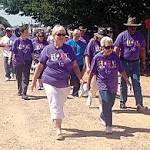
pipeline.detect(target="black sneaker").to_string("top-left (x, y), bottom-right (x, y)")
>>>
top-left (22, 95), bottom-right (30, 100)
top-left (120, 103), bottom-right (127, 109)
top-left (17, 92), bottom-right (22, 96)
top-left (72, 93), bottom-right (79, 97)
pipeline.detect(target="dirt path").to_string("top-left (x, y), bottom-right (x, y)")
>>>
top-left (0, 52), bottom-right (150, 150)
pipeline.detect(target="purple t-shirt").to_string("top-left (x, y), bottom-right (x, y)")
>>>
top-left (80, 33), bottom-right (90, 44)
top-left (40, 43), bottom-right (76, 88)
top-left (12, 38), bottom-right (34, 66)
top-left (84, 39), bottom-right (100, 63)
top-left (32, 38), bottom-right (48, 60)
top-left (91, 52), bottom-right (124, 93)
top-left (114, 30), bottom-right (146, 61)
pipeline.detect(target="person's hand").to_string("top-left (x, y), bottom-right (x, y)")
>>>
top-left (31, 80), bottom-right (36, 92)
top-left (5, 44), bottom-right (11, 48)
top-left (125, 78), bottom-right (132, 91)
top-left (142, 62), bottom-right (146, 72)
top-left (87, 82), bottom-right (91, 91)
top-left (86, 66), bottom-right (90, 74)
top-left (8, 58), bottom-right (12, 65)
top-left (80, 78), bottom-right (86, 85)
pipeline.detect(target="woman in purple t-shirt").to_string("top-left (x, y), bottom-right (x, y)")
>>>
top-left (32, 31), bottom-right (48, 90)
top-left (87, 37), bottom-right (131, 134)
top-left (31, 25), bottom-right (84, 140)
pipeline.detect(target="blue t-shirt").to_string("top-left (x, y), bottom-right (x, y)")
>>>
top-left (40, 43), bottom-right (76, 88)
top-left (66, 39), bottom-right (86, 66)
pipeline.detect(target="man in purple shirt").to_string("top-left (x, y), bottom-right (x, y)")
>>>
top-left (114, 17), bottom-right (148, 112)
top-left (78, 25), bottom-right (90, 44)
top-left (87, 36), bottom-right (131, 134)
top-left (10, 25), bottom-right (34, 100)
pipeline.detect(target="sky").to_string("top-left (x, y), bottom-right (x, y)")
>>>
top-left (0, 9), bottom-right (35, 26)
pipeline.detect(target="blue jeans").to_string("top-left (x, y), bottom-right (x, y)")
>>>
top-left (3, 56), bottom-right (14, 78)
top-left (120, 60), bottom-right (143, 106)
top-left (99, 90), bottom-right (116, 127)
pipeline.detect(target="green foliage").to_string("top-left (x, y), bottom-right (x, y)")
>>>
top-left (0, 16), bottom-right (11, 27)
top-left (0, 0), bottom-right (150, 27)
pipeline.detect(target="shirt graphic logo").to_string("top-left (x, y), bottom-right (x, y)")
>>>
top-left (50, 52), bottom-right (68, 62)
top-left (98, 60), bottom-right (117, 69)
top-left (126, 40), bottom-right (141, 48)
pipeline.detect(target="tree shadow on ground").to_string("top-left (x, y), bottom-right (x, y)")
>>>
top-left (113, 107), bottom-right (150, 115)
top-left (62, 125), bottom-right (150, 140)
top-left (116, 94), bottom-right (150, 98)
top-left (27, 95), bottom-right (47, 100)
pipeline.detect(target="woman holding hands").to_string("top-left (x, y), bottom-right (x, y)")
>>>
top-left (31, 25), bottom-right (84, 140)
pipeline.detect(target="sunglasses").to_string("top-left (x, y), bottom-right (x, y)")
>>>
top-left (38, 35), bottom-right (44, 37)
top-left (104, 45), bottom-right (114, 49)
top-left (56, 33), bottom-right (66, 37)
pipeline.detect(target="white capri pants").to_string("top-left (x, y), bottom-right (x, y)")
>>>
top-left (43, 83), bottom-right (70, 120)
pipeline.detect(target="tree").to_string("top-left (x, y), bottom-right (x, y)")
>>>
top-left (0, 0), bottom-right (150, 27)
top-left (0, 16), bottom-right (11, 27)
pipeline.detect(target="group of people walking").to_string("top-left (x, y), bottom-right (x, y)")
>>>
top-left (0, 16), bottom-right (148, 140)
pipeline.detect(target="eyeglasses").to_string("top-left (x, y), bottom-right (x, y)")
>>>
top-left (104, 45), bottom-right (114, 49)
top-left (38, 35), bottom-right (44, 37)
top-left (56, 33), bottom-right (66, 37)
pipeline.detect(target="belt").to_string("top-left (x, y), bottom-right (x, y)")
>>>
top-left (120, 57), bottom-right (139, 62)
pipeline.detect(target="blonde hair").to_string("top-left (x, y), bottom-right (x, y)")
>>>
top-left (52, 25), bottom-right (66, 37)
top-left (100, 36), bottom-right (113, 46)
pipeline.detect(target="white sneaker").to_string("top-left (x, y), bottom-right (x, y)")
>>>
top-left (86, 95), bottom-right (92, 106)
top-left (78, 89), bottom-right (84, 97)
top-left (105, 126), bottom-right (112, 134)
top-left (99, 116), bottom-right (106, 126)
top-left (5, 77), bottom-right (10, 81)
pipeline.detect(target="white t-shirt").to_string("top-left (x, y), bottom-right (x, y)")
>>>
top-left (0, 34), bottom-right (17, 57)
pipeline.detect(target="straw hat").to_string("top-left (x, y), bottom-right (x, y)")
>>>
top-left (124, 17), bottom-right (141, 26)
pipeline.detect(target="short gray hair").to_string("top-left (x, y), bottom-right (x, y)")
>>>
top-left (72, 29), bottom-right (81, 35)
top-left (100, 36), bottom-right (113, 46)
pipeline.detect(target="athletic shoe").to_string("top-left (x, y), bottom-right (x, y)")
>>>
top-left (5, 77), bottom-right (10, 81)
top-left (56, 133), bottom-right (64, 140)
top-left (105, 126), bottom-right (112, 134)
top-left (120, 103), bottom-right (127, 109)
top-left (22, 95), bottom-right (30, 100)
top-left (38, 86), bottom-right (44, 90)
top-left (99, 116), bottom-right (106, 126)
top-left (86, 95), bottom-right (92, 107)
top-left (136, 104), bottom-right (148, 112)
